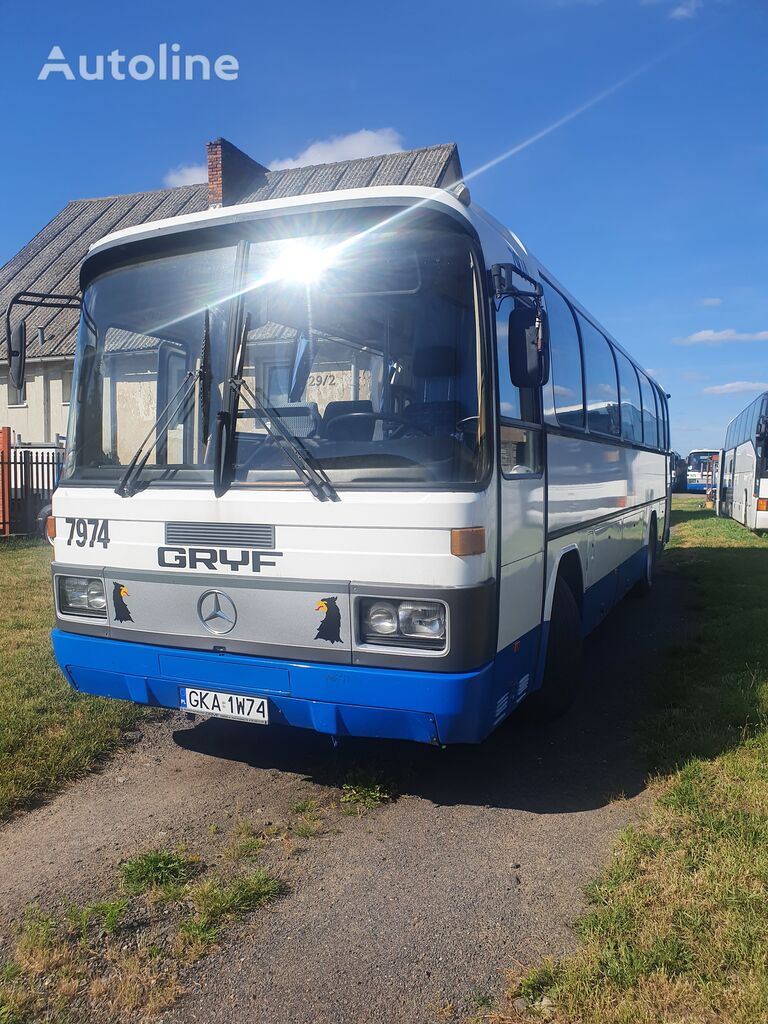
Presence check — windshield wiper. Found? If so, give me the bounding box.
[114,369,199,497]
[228,375,339,502]
[214,312,338,501]
[115,312,212,498]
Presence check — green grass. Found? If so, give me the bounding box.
[0,836,285,1023]
[120,849,199,895]
[506,495,768,1023]
[340,769,393,814]
[0,539,149,820]
[290,797,319,815]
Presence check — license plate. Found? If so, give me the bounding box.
[179,687,268,724]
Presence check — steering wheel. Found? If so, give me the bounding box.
[456,415,479,434]
[325,412,432,440]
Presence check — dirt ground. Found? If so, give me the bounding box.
[0,563,688,1023]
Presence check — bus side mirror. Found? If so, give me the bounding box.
[7,320,27,391]
[508,302,550,388]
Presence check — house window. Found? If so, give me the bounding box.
[8,379,26,406]
[62,369,73,405]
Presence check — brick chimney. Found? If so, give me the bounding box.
[206,138,269,208]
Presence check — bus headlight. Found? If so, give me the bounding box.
[57,576,107,618]
[365,601,399,636]
[398,601,445,640]
[359,597,446,650]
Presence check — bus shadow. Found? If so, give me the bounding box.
[173,562,693,815]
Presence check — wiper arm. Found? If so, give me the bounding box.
[116,312,214,498]
[114,369,199,497]
[200,308,212,443]
[229,376,339,502]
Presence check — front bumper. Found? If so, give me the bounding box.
[52,629,497,745]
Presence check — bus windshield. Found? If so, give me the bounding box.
[61,213,489,490]
[688,451,717,472]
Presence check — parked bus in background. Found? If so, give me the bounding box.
[685,449,718,493]
[9,181,671,744]
[670,451,687,493]
[717,392,768,532]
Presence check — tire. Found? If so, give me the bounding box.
[521,577,582,723]
[36,503,53,543]
[632,516,657,597]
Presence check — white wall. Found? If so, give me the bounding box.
[0,361,71,444]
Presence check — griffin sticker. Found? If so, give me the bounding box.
[314,597,342,644]
[113,582,133,623]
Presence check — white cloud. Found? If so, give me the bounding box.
[703,381,768,395]
[699,297,722,306]
[669,0,702,17]
[163,163,207,188]
[269,128,404,171]
[640,0,708,17]
[674,328,768,346]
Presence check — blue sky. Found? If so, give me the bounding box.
[1,0,766,451]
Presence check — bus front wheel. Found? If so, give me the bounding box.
[521,577,582,723]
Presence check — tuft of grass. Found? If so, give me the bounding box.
[178,870,285,958]
[293,813,323,839]
[187,870,285,924]
[227,835,266,860]
[65,899,127,941]
[290,797,319,814]
[340,770,392,814]
[0,539,153,820]
[225,819,267,860]
[120,849,198,895]
[508,496,768,1023]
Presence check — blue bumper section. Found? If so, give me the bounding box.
[52,630,500,745]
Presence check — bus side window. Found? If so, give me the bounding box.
[750,399,761,445]
[614,348,643,443]
[638,372,659,448]
[655,384,669,450]
[496,305,542,476]
[540,281,584,429]
[578,315,620,437]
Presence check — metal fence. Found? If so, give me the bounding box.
[0,448,63,537]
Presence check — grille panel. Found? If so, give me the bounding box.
[165,522,275,549]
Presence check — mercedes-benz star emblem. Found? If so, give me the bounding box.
[197,590,237,635]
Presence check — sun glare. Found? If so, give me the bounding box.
[271,240,335,284]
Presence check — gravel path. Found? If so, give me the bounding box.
[0,564,687,1022]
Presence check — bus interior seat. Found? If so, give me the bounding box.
[323,400,375,441]
[402,345,463,436]
[271,403,321,438]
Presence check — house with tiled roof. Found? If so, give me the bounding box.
[0,138,462,444]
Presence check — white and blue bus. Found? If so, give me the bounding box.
[717,392,768,532]
[10,184,670,743]
[685,449,718,493]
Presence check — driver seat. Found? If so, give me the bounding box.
[323,400,375,441]
[402,345,462,437]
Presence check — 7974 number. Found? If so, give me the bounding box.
[65,517,110,549]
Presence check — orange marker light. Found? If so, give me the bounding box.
[450,527,486,556]
[758,498,768,512]
[46,516,56,541]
